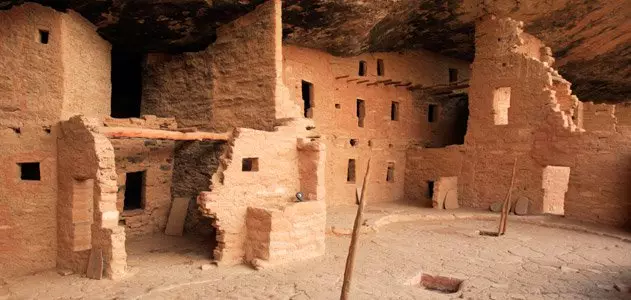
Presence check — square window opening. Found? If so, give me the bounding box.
[358,61,367,76]
[347,159,356,183]
[38,30,49,44]
[428,104,438,123]
[301,80,314,118]
[335,103,341,109]
[377,59,385,76]
[124,171,145,210]
[391,101,400,121]
[386,162,395,182]
[19,162,40,181]
[449,68,458,83]
[242,158,259,172]
[357,99,366,128]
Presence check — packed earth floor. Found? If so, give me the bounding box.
[2,212,631,300]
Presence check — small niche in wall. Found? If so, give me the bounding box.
[242,157,259,172]
[391,101,399,121]
[449,68,458,83]
[19,162,40,181]
[427,180,435,199]
[357,99,366,128]
[335,103,341,109]
[386,162,395,182]
[302,80,314,118]
[358,61,367,76]
[350,139,358,147]
[124,171,145,211]
[377,59,385,76]
[38,29,49,44]
[428,104,438,123]
[347,159,356,183]
[493,87,511,125]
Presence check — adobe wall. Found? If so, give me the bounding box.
[142,0,282,132]
[0,3,111,278]
[245,201,326,266]
[459,16,571,213]
[404,146,465,207]
[57,116,126,279]
[0,126,57,278]
[197,120,318,264]
[103,117,176,238]
[60,10,111,119]
[282,45,471,205]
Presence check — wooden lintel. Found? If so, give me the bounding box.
[100,127,231,141]
[336,75,351,80]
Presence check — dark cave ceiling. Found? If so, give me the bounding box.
[1,0,629,102]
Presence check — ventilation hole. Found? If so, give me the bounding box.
[368,140,373,147]
[350,139,358,147]
[42,126,51,134]
[10,127,21,134]
[335,103,341,109]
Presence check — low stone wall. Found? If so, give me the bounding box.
[245,201,326,267]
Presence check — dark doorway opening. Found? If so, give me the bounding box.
[111,49,144,118]
[449,68,458,83]
[386,162,395,182]
[124,171,145,211]
[377,59,385,76]
[302,80,314,118]
[427,180,435,199]
[428,104,438,123]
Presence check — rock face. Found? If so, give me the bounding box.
[0,0,628,100]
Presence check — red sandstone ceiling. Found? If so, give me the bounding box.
[1,0,629,102]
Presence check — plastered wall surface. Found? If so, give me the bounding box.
[283,45,470,206]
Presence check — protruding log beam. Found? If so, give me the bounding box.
[100,127,231,141]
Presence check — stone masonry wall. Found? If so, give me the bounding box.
[245,201,326,266]
[103,116,176,238]
[283,45,470,206]
[142,0,281,132]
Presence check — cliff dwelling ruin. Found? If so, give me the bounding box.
[1,0,630,299]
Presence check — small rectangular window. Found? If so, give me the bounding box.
[19,162,40,181]
[449,68,458,83]
[428,104,438,123]
[357,99,366,127]
[301,80,314,118]
[358,61,367,76]
[386,162,395,182]
[124,171,145,210]
[242,158,259,172]
[38,30,49,44]
[391,101,399,121]
[377,59,385,76]
[347,159,356,183]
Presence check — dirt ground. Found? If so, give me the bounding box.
[2,217,631,300]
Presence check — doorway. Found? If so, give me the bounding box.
[542,166,570,215]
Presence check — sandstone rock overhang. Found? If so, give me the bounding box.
[2,0,628,101]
